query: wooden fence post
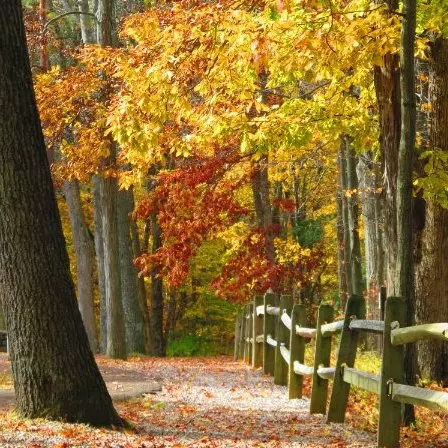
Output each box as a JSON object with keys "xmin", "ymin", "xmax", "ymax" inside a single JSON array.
[
  {"xmin": 377, "ymin": 296, "xmax": 406, "ymax": 448},
  {"xmin": 274, "ymin": 294, "xmax": 293, "ymax": 386},
  {"xmin": 289, "ymin": 303, "xmax": 307, "ymax": 399},
  {"xmin": 252, "ymin": 295, "xmax": 264, "ymax": 368},
  {"xmin": 327, "ymin": 294, "xmax": 365, "ymax": 423},
  {"xmin": 234, "ymin": 314, "xmax": 241, "ymax": 360},
  {"xmin": 243, "ymin": 304, "xmax": 249, "ymax": 362},
  {"xmin": 263, "ymin": 292, "xmax": 278, "ymax": 375},
  {"xmin": 310, "ymin": 304, "xmax": 334, "ymax": 414},
  {"xmin": 248, "ymin": 302, "xmax": 254, "ymax": 365}
]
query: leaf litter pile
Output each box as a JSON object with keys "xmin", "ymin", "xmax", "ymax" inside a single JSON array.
[{"xmin": 0, "ymin": 356, "xmax": 446, "ymax": 447}]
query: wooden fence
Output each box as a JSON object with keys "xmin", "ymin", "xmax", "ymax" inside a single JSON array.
[{"xmin": 234, "ymin": 293, "xmax": 448, "ymax": 448}]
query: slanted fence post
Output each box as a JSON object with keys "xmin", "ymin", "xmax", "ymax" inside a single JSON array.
[
  {"xmin": 248, "ymin": 302, "xmax": 254, "ymax": 365},
  {"xmin": 263, "ymin": 292, "xmax": 278, "ymax": 375},
  {"xmin": 377, "ymin": 296, "xmax": 406, "ymax": 448},
  {"xmin": 289, "ymin": 303, "xmax": 307, "ymax": 399},
  {"xmin": 243, "ymin": 304, "xmax": 249, "ymax": 362},
  {"xmin": 274, "ymin": 294, "xmax": 293, "ymax": 386},
  {"xmin": 310, "ymin": 304, "xmax": 334, "ymax": 414},
  {"xmin": 252, "ymin": 295, "xmax": 264, "ymax": 368},
  {"xmin": 327, "ymin": 294, "xmax": 365, "ymax": 422}
]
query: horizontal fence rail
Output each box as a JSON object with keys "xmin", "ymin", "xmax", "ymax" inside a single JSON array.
[{"xmin": 234, "ymin": 290, "xmax": 448, "ymax": 448}]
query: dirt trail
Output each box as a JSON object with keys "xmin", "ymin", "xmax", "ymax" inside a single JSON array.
[{"xmin": 0, "ymin": 355, "xmax": 377, "ymax": 447}]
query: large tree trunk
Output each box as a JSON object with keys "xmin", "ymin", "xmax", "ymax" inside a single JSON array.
[
  {"xmin": 63, "ymin": 180, "xmax": 97, "ymax": 353},
  {"xmin": 397, "ymin": 0, "xmax": 417, "ymax": 424},
  {"xmin": 101, "ymin": 169, "xmax": 126, "ymax": 359},
  {"xmin": 95, "ymin": 0, "xmax": 127, "ymax": 359},
  {"xmin": 117, "ymin": 187, "xmax": 146, "ymax": 354},
  {"xmin": 0, "ymin": 1, "xmax": 121, "ymax": 425},
  {"xmin": 414, "ymin": 38, "xmax": 448, "ymax": 385},
  {"xmin": 374, "ymin": 51, "xmax": 401, "ymax": 295},
  {"xmin": 93, "ymin": 175, "xmax": 108, "ymax": 353}
]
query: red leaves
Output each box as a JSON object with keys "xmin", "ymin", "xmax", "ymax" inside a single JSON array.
[{"xmin": 134, "ymin": 149, "xmax": 248, "ymax": 287}]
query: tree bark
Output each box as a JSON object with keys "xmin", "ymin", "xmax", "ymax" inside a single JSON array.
[
  {"xmin": 130, "ymin": 215, "xmax": 152, "ymax": 354},
  {"xmin": 0, "ymin": 1, "xmax": 121, "ymax": 425},
  {"xmin": 150, "ymin": 211, "xmax": 165, "ymax": 356},
  {"xmin": 397, "ymin": 0, "xmax": 417, "ymax": 424},
  {"xmin": 146, "ymin": 171, "xmax": 165, "ymax": 356},
  {"xmin": 337, "ymin": 148, "xmax": 350, "ymax": 307},
  {"xmin": 357, "ymin": 153, "xmax": 378, "ymax": 291},
  {"xmin": 251, "ymin": 156, "xmax": 277, "ymax": 284},
  {"xmin": 78, "ymin": 0, "xmax": 94, "ymax": 44},
  {"xmin": 93, "ymin": 175, "xmax": 108, "ymax": 353},
  {"xmin": 374, "ymin": 51, "xmax": 401, "ymax": 295},
  {"xmin": 344, "ymin": 137, "xmax": 364, "ymax": 297},
  {"xmin": 117, "ymin": 187, "xmax": 146, "ymax": 354},
  {"xmin": 100, "ymin": 168, "xmax": 126, "ymax": 360},
  {"xmin": 63, "ymin": 179, "xmax": 97, "ymax": 353},
  {"xmin": 414, "ymin": 37, "xmax": 448, "ymax": 385}
]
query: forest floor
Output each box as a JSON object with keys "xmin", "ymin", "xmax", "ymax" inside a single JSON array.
[{"xmin": 0, "ymin": 355, "xmax": 445, "ymax": 447}]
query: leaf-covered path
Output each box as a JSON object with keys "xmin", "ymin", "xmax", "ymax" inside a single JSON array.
[{"xmin": 0, "ymin": 355, "xmax": 378, "ymax": 447}]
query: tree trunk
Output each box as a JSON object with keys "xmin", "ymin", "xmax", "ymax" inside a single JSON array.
[
  {"xmin": 150, "ymin": 211, "xmax": 165, "ymax": 356},
  {"xmin": 101, "ymin": 169, "xmax": 127, "ymax": 360},
  {"xmin": 96, "ymin": 0, "xmax": 114, "ymax": 47},
  {"xmin": 397, "ymin": 0, "xmax": 417, "ymax": 424},
  {"xmin": 374, "ymin": 51, "xmax": 401, "ymax": 295},
  {"xmin": 130, "ymin": 216, "xmax": 152, "ymax": 354},
  {"xmin": 63, "ymin": 179, "xmax": 97, "ymax": 353},
  {"xmin": 338, "ymin": 146, "xmax": 352, "ymax": 300},
  {"xmin": 146, "ymin": 170, "xmax": 165, "ymax": 357},
  {"xmin": 78, "ymin": 0, "xmax": 94, "ymax": 44},
  {"xmin": 117, "ymin": 187, "xmax": 146, "ymax": 354},
  {"xmin": 357, "ymin": 153, "xmax": 378, "ymax": 292},
  {"xmin": 343, "ymin": 137, "xmax": 364, "ymax": 297},
  {"xmin": 251, "ymin": 156, "xmax": 277, "ymax": 286},
  {"xmin": 414, "ymin": 37, "xmax": 448, "ymax": 385},
  {"xmin": 0, "ymin": 1, "xmax": 121, "ymax": 425},
  {"xmin": 336, "ymin": 151, "xmax": 349, "ymax": 310},
  {"xmin": 93, "ymin": 175, "xmax": 108, "ymax": 353}
]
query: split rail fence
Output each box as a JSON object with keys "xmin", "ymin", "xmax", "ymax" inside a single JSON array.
[{"xmin": 234, "ymin": 292, "xmax": 448, "ymax": 448}]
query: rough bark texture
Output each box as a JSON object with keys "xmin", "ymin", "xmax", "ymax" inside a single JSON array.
[
  {"xmin": 117, "ymin": 187, "xmax": 146, "ymax": 354},
  {"xmin": 397, "ymin": 0, "xmax": 417, "ymax": 423},
  {"xmin": 93, "ymin": 175, "xmax": 108, "ymax": 353},
  {"xmin": 0, "ymin": 1, "xmax": 121, "ymax": 425},
  {"xmin": 63, "ymin": 179, "xmax": 98, "ymax": 353},
  {"xmin": 414, "ymin": 38, "xmax": 448, "ymax": 384},
  {"xmin": 374, "ymin": 50, "xmax": 401, "ymax": 295}
]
